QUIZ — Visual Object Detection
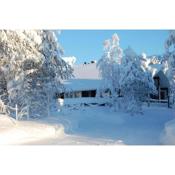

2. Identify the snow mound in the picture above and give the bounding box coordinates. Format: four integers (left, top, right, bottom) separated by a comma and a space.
24, 134, 124, 145
0, 115, 16, 128
0, 114, 123, 145
161, 119, 175, 144
0, 115, 65, 145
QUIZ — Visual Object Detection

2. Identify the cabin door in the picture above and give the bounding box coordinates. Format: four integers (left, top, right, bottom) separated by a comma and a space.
160, 89, 168, 100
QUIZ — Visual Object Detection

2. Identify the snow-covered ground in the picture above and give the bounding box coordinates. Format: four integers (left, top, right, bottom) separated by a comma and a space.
0, 116, 64, 145
54, 105, 174, 145
0, 114, 123, 145
0, 104, 174, 145
160, 113, 175, 144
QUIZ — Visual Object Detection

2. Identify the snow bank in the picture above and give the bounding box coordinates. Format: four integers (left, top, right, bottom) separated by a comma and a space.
0, 115, 16, 128
0, 114, 121, 145
0, 114, 65, 145
26, 135, 124, 145
161, 118, 175, 144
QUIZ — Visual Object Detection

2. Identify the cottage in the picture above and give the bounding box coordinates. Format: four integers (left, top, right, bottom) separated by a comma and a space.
58, 59, 171, 106
61, 61, 101, 98
153, 70, 170, 101
144, 62, 170, 103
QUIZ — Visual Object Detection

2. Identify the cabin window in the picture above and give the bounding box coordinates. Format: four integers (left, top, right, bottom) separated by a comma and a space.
82, 91, 89, 97
90, 90, 96, 97
57, 90, 97, 98
55, 93, 64, 99
82, 90, 96, 97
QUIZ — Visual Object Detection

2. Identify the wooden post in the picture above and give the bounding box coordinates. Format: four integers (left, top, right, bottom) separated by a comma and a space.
27, 105, 29, 120
15, 104, 18, 120
47, 94, 50, 118
159, 86, 161, 103
147, 93, 150, 107
168, 95, 170, 108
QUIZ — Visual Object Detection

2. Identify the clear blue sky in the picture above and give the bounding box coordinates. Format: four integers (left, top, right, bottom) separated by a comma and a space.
58, 30, 169, 64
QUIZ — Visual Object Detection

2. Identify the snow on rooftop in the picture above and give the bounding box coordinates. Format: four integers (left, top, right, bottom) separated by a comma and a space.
64, 79, 101, 92
63, 59, 168, 92
73, 63, 101, 80
149, 64, 163, 77
64, 62, 102, 91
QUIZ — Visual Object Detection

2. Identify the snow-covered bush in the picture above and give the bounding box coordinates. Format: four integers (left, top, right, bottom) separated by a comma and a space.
97, 33, 123, 109
0, 30, 73, 119
120, 47, 157, 114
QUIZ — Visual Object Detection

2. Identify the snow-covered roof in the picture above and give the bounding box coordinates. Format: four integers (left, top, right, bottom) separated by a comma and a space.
63, 60, 169, 92
142, 60, 170, 88
73, 63, 101, 80
64, 63, 102, 91
148, 64, 163, 77
64, 79, 101, 91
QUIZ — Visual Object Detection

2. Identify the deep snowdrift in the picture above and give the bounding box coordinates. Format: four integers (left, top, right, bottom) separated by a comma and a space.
161, 115, 175, 144
0, 115, 65, 145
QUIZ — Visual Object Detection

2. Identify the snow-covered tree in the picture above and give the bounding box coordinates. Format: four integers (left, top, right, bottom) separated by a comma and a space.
0, 30, 73, 119
0, 69, 8, 104
97, 33, 122, 108
0, 30, 43, 118
23, 30, 73, 118
165, 30, 175, 106
120, 47, 156, 114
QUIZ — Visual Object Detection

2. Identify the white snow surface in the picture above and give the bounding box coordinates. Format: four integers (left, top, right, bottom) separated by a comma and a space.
0, 116, 65, 145
0, 113, 122, 145
64, 61, 167, 92
64, 79, 101, 92
160, 113, 175, 144
57, 104, 174, 145
64, 63, 102, 91
73, 63, 101, 80
0, 102, 174, 145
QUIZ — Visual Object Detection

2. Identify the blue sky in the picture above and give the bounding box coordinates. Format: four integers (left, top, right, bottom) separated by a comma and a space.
59, 30, 169, 64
